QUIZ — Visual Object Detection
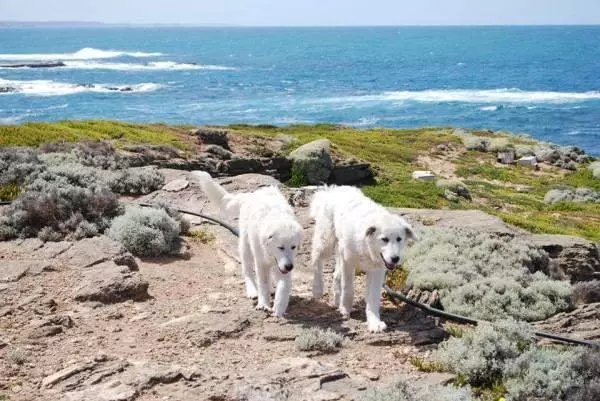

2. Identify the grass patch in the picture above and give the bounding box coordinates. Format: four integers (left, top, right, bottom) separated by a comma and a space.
0, 120, 189, 150
0, 183, 20, 201
286, 163, 310, 187
187, 229, 216, 244
410, 356, 446, 373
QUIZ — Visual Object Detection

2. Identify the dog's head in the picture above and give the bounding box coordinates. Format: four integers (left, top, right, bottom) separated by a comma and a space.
263, 219, 303, 275
364, 214, 417, 271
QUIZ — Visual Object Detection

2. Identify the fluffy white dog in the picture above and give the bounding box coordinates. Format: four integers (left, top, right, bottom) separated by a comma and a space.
310, 186, 416, 332
193, 171, 302, 317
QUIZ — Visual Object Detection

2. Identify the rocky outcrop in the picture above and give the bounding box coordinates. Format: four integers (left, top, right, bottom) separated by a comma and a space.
289, 139, 334, 184
329, 160, 375, 185
544, 188, 600, 204
190, 127, 231, 150
529, 234, 600, 282
535, 302, 600, 342
73, 262, 149, 303
0, 62, 66, 68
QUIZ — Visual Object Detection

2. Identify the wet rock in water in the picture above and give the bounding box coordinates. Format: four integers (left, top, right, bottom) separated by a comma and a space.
73, 262, 149, 303
0, 61, 66, 68
119, 87, 133, 92
0, 86, 17, 93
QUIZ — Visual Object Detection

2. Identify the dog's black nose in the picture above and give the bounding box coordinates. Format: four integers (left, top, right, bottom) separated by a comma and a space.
284, 263, 294, 271
391, 256, 400, 264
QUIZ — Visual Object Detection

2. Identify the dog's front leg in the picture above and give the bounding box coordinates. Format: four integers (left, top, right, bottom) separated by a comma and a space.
254, 260, 272, 312
332, 253, 343, 307
365, 268, 387, 333
272, 270, 292, 318
339, 254, 355, 318
239, 234, 258, 299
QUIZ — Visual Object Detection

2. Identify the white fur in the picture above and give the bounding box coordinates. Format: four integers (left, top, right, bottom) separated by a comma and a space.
309, 186, 416, 332
193, 171, 302, 317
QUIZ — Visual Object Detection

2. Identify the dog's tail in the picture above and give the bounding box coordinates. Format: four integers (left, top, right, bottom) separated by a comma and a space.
192, 171, 243, 217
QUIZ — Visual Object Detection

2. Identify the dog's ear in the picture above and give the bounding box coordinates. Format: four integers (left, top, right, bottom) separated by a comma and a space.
404, 225, 418, 241
365, 226, 377, 237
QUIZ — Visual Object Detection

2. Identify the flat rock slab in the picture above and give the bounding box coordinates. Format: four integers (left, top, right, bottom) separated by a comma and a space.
535, 302, 600, 342
58, 236, 138, 270
73, 262, 149, 303
391, 208, 525, 236
163, 178, 189, 192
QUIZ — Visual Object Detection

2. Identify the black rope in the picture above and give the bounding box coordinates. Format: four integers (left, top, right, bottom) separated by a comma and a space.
1, 199, 596, 347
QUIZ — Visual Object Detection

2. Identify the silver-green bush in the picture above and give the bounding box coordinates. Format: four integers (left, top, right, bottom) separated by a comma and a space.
404, 228, 572, 321
295, 327, 344, 353
436, 179, 471, 200
359, 377, 473, 401
433, 319, 534, 386
107, 207, 183, 257
504, 347, 584, 401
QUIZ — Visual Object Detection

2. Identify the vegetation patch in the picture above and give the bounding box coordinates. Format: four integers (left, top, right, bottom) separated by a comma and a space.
295, 327, 344, 353
359, 377, 474, 401
400, 227, 572, 321
107, 206, 188, 257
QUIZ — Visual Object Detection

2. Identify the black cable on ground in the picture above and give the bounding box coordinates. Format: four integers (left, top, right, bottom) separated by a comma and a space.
1, 199, 596, 347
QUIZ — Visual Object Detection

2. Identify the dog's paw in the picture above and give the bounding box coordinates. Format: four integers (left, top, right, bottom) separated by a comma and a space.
367, 320, 387, 333
338, 306, 351, 319
255, 304, 273, 313
272, 308, 286, 318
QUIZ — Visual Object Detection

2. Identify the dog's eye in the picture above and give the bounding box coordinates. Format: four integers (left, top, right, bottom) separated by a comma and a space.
291, 246, 296, 250
278, 246, 284, 250
397, 236, 402, 242
381, 237, 389, 243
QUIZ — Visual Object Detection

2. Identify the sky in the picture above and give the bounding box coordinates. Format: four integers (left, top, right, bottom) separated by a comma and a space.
1, 0, 600, 26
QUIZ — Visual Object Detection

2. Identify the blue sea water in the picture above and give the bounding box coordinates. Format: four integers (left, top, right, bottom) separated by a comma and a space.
1, 26, 599, 154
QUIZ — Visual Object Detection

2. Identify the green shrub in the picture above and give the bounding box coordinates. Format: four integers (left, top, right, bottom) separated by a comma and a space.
436, 179, 471, 200
295, 327, 344, 353
487, 137, 513, 153
504, 347, 584, 401
107, 207, 183, 257
0, 183, 21, 201
0, 183, 120, 241
286, 163, 310, 187
404, 228, 572, 321
432, 319, 534, 387
359, 377, 474, 401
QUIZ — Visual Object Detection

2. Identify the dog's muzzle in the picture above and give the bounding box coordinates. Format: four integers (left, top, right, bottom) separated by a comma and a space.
381, 253, 399, 271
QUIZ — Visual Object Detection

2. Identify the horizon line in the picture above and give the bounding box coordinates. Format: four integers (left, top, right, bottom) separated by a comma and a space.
1, 20, 600, 28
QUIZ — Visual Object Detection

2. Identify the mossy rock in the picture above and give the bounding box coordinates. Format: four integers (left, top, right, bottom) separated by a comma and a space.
288, 139, 333, 185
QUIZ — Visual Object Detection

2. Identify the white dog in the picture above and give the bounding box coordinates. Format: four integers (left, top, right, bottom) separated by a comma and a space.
310, 186, 416, 332
193, 171, 302, 317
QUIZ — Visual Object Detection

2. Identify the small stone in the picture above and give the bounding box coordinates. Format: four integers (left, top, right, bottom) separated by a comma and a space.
411, 171, 436, 181
162, 178, 190, 192
518, 155, 538, 167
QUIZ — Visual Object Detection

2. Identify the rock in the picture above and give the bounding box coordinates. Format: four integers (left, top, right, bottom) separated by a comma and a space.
219, 157, 262, 175
411, 171, 435, 181
535, 302, 600, 342
0, 61, 66, 68
289, 139, 334, 185
162, 178, 189, 192
497, 151, 515, 164
443, 189, 459, 202
329, 162, 375, 185
42, 361, 98, 388
518, 155, 538, 167
573, 280, 600, 304
58, 236, 138, 271
192, 128, 230, 150
544, 188, 600, 204
73, 262, 149, 303
288, 186, 321, 207
204, 144, 233, 160
529, 234, 600, 282
27, 325, 63, 339
436, 179, 471, 200
393, 208, 525, 236
0, 261, 31, 282
0, 86, 17, 93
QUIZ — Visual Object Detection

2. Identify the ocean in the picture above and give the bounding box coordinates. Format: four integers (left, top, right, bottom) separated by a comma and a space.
1, 26, 599, 154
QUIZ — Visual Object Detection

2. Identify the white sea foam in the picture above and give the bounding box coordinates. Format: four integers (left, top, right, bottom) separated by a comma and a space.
60, 60, 235, 71
480, 105, 499, 111
315, 89, 600, 104
0, 78, 163, 96
0, 47, 163, 61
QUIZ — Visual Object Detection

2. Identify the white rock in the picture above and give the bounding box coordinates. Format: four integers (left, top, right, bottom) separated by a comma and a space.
411, 171, 436, 181
162, 178, 189, 192
518, 156, 538, 167
497, 151, 515, 164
